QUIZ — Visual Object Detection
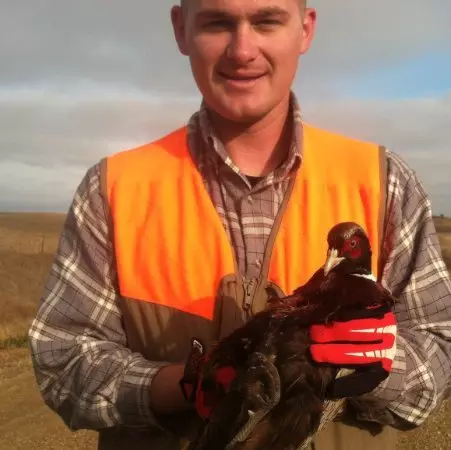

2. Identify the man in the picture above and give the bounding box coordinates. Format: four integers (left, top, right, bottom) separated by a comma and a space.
28, 1, 451, 450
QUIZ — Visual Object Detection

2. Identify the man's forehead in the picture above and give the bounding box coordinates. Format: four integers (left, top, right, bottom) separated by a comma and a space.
182, 0, 302, 14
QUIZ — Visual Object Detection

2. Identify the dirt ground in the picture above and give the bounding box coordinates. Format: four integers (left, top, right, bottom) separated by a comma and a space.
0, 349, 96, 450
1, 349, 451, 450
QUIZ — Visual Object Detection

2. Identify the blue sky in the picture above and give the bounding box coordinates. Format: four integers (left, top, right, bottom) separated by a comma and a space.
0, 0, 450, 215
339, 52, 451, 100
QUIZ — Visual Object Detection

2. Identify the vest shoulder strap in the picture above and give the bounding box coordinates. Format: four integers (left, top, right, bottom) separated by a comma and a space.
106, 126, 189, 190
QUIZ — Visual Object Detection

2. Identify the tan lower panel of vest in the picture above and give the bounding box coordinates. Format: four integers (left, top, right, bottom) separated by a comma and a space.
118, 273, 254, 361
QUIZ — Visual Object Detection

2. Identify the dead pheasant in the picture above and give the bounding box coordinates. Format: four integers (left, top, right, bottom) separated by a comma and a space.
186, 222, 397, 450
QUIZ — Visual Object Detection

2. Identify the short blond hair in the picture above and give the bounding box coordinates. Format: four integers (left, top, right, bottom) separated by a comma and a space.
181, 1, 307, 8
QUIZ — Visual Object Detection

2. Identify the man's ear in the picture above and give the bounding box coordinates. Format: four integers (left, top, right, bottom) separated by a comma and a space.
299, 8, 317, 56
171, 5, 189, 56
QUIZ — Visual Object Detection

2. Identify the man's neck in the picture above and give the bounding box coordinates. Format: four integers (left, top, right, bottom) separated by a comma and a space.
207, 96, 293, 177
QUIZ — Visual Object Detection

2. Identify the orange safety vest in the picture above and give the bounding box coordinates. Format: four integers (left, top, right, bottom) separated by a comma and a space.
106, 123, 386, 322
99, 122, 391, 450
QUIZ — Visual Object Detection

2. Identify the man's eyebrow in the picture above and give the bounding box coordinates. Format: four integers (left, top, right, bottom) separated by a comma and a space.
195, 6, 290, 21
254, 6, 290, 19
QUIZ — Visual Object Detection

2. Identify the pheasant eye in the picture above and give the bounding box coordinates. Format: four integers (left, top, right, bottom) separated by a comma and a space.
342, 236, 362, 257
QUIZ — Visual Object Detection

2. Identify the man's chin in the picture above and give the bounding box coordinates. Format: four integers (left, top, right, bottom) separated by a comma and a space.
214, 98, 270, 124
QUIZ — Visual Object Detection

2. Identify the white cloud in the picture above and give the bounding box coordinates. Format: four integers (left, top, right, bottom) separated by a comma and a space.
0, 161, 84, 212
0, 87, 200, 169
0, 85, 201, 211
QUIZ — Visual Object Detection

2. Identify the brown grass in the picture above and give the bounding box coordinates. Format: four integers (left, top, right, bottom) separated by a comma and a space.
433, 216, 451, 234
0, 213, 65, 345
434, 216, 451, 269
0, 251, 56, 345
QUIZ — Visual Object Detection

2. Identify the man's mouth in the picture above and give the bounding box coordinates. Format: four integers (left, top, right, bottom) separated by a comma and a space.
217, 71, 267, 91
218, 71, 266, 83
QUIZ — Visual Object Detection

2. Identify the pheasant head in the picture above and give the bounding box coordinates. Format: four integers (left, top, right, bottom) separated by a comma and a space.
323, 222, 373, 278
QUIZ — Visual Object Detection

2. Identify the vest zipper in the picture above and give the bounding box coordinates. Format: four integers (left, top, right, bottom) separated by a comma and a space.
249, 175, 298, 315
243, 277, 258, 311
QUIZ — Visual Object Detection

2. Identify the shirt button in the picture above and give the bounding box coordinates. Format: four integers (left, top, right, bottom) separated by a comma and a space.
255, 260, 262, 268
248, 196, 253, 204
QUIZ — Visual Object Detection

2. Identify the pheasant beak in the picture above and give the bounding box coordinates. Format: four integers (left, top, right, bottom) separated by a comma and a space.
324, 248, 345, 275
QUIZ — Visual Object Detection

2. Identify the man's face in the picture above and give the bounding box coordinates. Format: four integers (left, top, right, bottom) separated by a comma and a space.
171, 0, 316, 123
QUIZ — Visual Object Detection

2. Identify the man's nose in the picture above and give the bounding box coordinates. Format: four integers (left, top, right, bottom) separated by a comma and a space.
225, 24, 258, 64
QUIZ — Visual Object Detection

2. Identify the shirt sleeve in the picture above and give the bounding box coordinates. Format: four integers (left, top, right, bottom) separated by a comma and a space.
28, 161, 170, 431
349, 150, 451, 429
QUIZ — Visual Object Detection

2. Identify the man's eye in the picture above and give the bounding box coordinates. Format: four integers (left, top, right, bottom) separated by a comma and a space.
203, 20, 232, 30
256, 20, 280, 29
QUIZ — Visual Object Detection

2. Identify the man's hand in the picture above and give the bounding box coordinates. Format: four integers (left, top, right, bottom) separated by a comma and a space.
308, 303, 397, 399
179, 339, 237, 420
150, 364, 191, 414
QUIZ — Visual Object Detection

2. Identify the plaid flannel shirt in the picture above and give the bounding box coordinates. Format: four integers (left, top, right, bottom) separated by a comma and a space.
29, 93, 451, 432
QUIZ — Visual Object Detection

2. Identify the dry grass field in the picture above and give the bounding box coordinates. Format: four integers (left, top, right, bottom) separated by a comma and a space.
0, 212, 450, 449
0, 213, 64, 346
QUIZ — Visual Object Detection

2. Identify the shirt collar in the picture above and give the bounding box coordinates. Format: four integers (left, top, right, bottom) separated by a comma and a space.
187, 91, 303, 182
